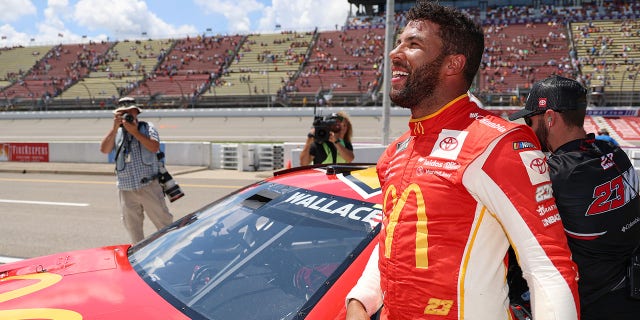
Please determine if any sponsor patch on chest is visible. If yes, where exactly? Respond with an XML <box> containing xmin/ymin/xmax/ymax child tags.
<box><xmin>429</xmin><ymin>129</ymin><xmax>468</xmax><ymax>160</ymax></box>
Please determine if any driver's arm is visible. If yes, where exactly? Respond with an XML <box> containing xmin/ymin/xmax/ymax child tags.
<box><xmin>345</xmin><ymin>245</ymin><xmax>382</xmax><ymax>319</ymax></box>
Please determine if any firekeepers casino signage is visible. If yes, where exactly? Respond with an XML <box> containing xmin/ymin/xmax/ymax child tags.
<box><xmin>0</xmin><ymin>143</ymin><xmax>49</xmax><ymax>162</ymax></box>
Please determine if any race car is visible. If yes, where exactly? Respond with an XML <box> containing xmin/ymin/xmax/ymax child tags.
<box><xmin>0</xmin><ymin>163</ymin><xmax>383</xmax><ymax>320</ymax></box>
<box><xmin>0</xmin><ymin>162</ymin><xmax>534</xmax><ymax>320</ymax></box>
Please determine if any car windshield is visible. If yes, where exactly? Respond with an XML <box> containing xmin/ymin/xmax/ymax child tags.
<box><xmin>129</xmin><ymin>181</ymin><xmax>380</xmax><ymax>320</ymax></box>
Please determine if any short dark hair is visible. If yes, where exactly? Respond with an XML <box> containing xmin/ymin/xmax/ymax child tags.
<box><xmin>406</xmin><ymin>0</ymin><xmax>484</xmax><ymax>86</ymax></box>
<box><xmin>560</xmin><ymin>108</ymin><xmax>586</xmax><ymax>128</ymax></box>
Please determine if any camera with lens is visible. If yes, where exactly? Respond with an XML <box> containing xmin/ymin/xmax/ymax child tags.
<box><xmin>312</xmin><ymin>114</ymin><xmax>341</xmax><ymax>144</ymax></box>
<box><xmin>141</xmin><ymin>152</ymin><xmax>185</xmax><ymax>202</ymax></box>
<box><xmin>123</xmin><ymin>113</ymin><xmax>135</xmax><ymax>123</ymax></box>
<box><xmin>157</xmin><ymin>164</ymin><xmax>185</xmax><ymax>202</ymax></box>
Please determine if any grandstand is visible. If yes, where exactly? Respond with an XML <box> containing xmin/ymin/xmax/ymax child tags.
<box><xmin>478</xmin><ymin>21</ymin><xmax>573</xmax><ymax>106</ymax></box>
<box><xmin>200</xmin><ymin>32</ymin><xmax>314</xmax><ymax>107</ymax></box>
<box><xmin>571</xmin><ymin>19</ymin><xmax>640</xmax><ymax>106</ymax></box>
<box><xmin>56</xmin><ymin>39</ymin><xmax>174</xmax><ymax>107</ymax></box>
<box><xmin>0</xmin><ymin>45</ymin><xmax>51</xmax><ymax>88</ymax></box>
<box><xmin>294</xmin><ymin>27</ymin><xmax>385</xmax><ymax>106</ymax></box>
<box><xmin>0</xmin><ymin>1</ymin><xmax>639</xmax><ymax>111</ymax></box>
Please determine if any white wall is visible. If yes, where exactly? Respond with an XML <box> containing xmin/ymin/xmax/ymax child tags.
<box><xmin>38</xmin><ymin>141</ymin><xmax>387</xmax><ymax>171</ymax></box>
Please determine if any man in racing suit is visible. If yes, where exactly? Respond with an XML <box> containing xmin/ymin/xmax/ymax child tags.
<box><xmin>345</xmin><ymin>2</ymin><xmax>580</xmax><ymax>319</ymax></box>
<box><xmin>509</xmin><ymin>75</ymin><xmax>640</xmax><ymax>319</ymax></box>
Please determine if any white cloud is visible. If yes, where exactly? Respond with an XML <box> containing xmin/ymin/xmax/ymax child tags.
<box><xmin>194</xmin><ymin>0</ymin><xmax>265</xmax><ymax>34</ymax></box>
<box><xmin>194</xmin><ymin>0</ymin><xmax>350</xmax><ymax>34</ymax></box>
<box><xmin>257</xmin><ymin>0</ymin><xmax>350</xmax><ymax>32</ymax></box>
<box><xmin>0</xmin><ymin>0</ymin><xmax>356</xmax><ymax>47</ymax></box>
<box><xmin>0</xmin><ymin>0</ymin><xmax>37</xmax><ymax>46</ymax></box>
<box><xmin>0</xmin><ymin>0</ymin><xmax>37</xmax><ymax>23</ymax></box>
<box><xmin>37</xmin><ymin>0</ymin><xmax>72</xmax><ymax>40</ymax></box>
<box><xmin>72</xmin><ymin>0</ymin><xmax>197</xmax><ymax>40</ymax></box>
<box><xmin>0</xmin><ymin>25</ymin><xmax>30</xmax><ymax>47</ymax></box>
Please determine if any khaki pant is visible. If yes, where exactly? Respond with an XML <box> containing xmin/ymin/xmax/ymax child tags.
<box><xmin>118</xmin><ymin>181</ymin><xmax>173</xmax><ymax>243</ymax></box>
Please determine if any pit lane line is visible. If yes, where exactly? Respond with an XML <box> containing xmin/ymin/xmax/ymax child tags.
<box><xmin>0</xmin><ymin>178</ymin><xmax>242</xmax><ymax>189</ymax></box>
<box><xmin>0</xmin><ymin>199</ymin><xmax>90</xmax><ymax>207</ymax></box>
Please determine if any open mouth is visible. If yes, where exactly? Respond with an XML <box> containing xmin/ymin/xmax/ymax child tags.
<box><xmin>391</xmin><ymin>70</ymin><xmax>409</xmax><ymax>85</ymax></box>
<box><xmin>392</xmin><ymin>70</ymin><xmax>409</xmax><ymax>79</ymax></box>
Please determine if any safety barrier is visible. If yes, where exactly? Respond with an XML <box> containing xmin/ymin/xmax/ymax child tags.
<box><xmin>0</xmin><ymin>141</ymin><xmax>386</xmax><ymax>172</ymax></box>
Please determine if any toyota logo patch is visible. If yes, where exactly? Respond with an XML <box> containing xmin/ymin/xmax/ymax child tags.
<box><xmin>538</xmin><ymin>98</ymin><xmax>547</xmax><ymax>109</ymax></box>
<box><xmin>529</xmin><ymin>157</ymin><xmax>547</xmax><ymax>174</ymax></box>
<box><xmin>439</xmin><ymin>137</ymin><xmax>458</xmax><ymax>151</ymax></box>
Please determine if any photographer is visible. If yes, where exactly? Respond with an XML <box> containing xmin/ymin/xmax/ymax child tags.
<box><xmin>100</xmin><ymin>97</ymin><xmax>173</xmax><ymax>243</ymax></box>
<box><xmin>300</xmin><ymin>111</ymin><xmax>354</xmax><ymax>165</ymax></box>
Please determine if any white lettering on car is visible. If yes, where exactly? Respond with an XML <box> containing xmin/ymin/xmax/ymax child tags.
<box><xmin>283</xmin><ymin>191</ymin><xmax>382</xmax><ymax>224</ymax></box>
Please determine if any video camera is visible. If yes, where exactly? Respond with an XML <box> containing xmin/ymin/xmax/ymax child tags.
<box><xmin>312</xmin><ymin>113</ymin><xmax>342</xmax><ymax>144</ymax></box>
<box><xmin>141</xmin><ymin>152</ymin><xmax>185</xmax><ymax>202</ymax></box>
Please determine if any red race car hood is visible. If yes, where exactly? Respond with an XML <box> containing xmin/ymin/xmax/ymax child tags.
<box><xmin>0</xmin><ymin>245</ymin><xmax>188</xmax><ymax>319</ymax></box>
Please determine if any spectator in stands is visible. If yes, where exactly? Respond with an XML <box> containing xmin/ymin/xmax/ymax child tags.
<box><xmin>509</xmin><ymin>75</ymin><xmax>640</xmax><ymax>319</ymax></box>
<box><xmin>99</xmin><ymin>97</ymin><xmax>173</xmax><ymax>243</ymax></box>
<box><xmin>596</xmin><ymin>127</ymin><xmax>620</xmax><ymax>146</ymax></box>
<box><xmin>299</xmin><ymin>111</ymin><xmax>354</xmax><ymax>165</ymax></box>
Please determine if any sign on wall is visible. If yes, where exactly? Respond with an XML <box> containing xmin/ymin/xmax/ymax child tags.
<box><xmin>0</xmin><ymin>143</ymin><xmax>49</xmax><ymax>162</ymax></box>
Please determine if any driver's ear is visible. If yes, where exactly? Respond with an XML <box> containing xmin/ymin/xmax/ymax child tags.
<box><xmin>444</xmin><ymin>54</ymin><xmax>465</xmax><ymax>76</ymax></box>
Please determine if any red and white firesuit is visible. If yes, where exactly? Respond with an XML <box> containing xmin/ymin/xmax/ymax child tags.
<box><xmin>347</xmin><ymin>94</ymin><xmax>579</xmax><ymax>319</ymax></box>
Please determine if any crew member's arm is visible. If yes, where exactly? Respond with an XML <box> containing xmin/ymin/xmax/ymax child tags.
<box><xmin>345</xmin><ymin>245</ymin><xmax>383</xmax><ymax>319</ymax></box>
<box><xmin>99</xmin><ymin>113</ymin><xmax>121</xmax><ymax>154</ymax></box>
<box><xmin>299</xmin><ymin>131</ymin><xmax>315</xmax><ymax>166</ymax></box>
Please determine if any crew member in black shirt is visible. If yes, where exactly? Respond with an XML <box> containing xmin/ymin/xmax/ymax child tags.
<box><xmin>510</xmin><ymin>75</ymin><xmax>640</xmax><ymax>319</ymax></box>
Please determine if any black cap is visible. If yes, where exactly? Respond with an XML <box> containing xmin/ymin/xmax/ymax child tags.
<box><xmin>509</xmin><ymin>75</ymin><xmax>587</xmax><ymax>121</ymax></box>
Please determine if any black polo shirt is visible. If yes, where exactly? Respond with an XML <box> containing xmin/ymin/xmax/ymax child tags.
<box><xmin>548</xmin><ymin>134</ymin><xmax>640</xmax><ymax>307</ymax></box>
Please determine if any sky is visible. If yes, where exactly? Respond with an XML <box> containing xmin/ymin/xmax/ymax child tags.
<box><xmin>0</xmin><ymin>0</ymin><xmax>355</xmax><ymax>47</ymax></box>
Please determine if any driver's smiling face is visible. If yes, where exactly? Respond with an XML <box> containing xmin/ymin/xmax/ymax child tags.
<box><xmin>389</xmin><ymin>20</ymin><xmax>446</xmax><ymax>108</ymax></box>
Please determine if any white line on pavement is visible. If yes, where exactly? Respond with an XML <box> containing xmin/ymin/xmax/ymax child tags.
<box><xmin>0</xmin><ymin>199</ymin><xmax>89</xmax><ymax>207</ymax></box>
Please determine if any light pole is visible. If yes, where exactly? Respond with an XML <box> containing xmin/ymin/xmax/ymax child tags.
<box><xmin>265</xmin><ymin>69</ymin><xmax>271</xmax><ymax>108</ymax></box>
<box><xmin>174</xmin><ymin>80</ymin><xmax>186</xmax><ymax>108</ymax></box>
<box><xmin>2</xmin><ymin>91</ymin><xmax>8</xmax><ymax>109</ymax></box>
<box><xmin>110</xmin><ymin>82</ymin><xmax>121</xmax><ymax>99</ymax></box>
<box><xmin>381</xmin><ymin>0</ymin><xmax>395</xmax><ymax>145</ymax></box>
<box><xmin>632</xmin><ymin>70</ymin><xmax>639</xmax><ymax>106</ymax></box>
<box><xmin>22</xmin><ymin>83</ymin><xmax>37</xmax><ymax>110</ymax></box>
<box><xmin>317</xmin><ymin>73</ymin><xmax>325</xmax><ymax>92</ymax></box>
<box><xmin>79</xmin><ymin>82</ymin><xmax>93</xmax><ymax>107</ymax></box>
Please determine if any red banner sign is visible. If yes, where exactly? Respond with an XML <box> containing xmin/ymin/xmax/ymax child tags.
<box><xmin>0</xmin><ymin>143</ymin><xmax>49</xmax><ymax>162</ymax></box>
